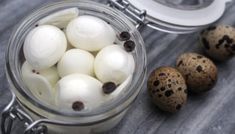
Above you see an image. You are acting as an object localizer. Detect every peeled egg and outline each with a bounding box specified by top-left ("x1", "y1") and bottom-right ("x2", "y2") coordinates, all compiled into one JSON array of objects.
[
  {"x1": 55, "y1": 74, "x2": 104, "y2": 111},
  {"x1": 37, "y1": 8, "x2": 79, "y2": 29},
  {"x1": 66, "y1": 15, "x2": 116, "y2": 51},
  {"x1": 57, "y1": 49, "x2": 94, "y2": 77},
  {"x1": 94, "y1": 45, "x2": 135, "y2": 84},
  {"x1": 21, "y1": 61, "x2": 59, "y2": 104},
  {"x1": 24, "y1": 25, "x2": 67, "y2": 70}
]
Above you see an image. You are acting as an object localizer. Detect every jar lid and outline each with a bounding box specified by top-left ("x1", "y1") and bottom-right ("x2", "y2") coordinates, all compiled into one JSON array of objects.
[{"x1": 109, "y1": 0, "x2": 232, "y2": 33}]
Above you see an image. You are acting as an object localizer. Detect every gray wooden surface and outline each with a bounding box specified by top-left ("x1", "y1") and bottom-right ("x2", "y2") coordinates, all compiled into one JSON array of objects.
[{"x1": 1, "y1": 0, "x2": 235, "y2": 134}]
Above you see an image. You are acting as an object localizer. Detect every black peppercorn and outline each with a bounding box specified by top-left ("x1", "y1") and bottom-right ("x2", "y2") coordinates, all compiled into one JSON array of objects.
[
  {"x1": 124, "y1": 40, "x2": 135, "y2": 52},
  {"x1": 119, "y1": 31, "x2": 131, "y2": 41},
  {"x1": 102, "y1": 82, "x2": 117, "y2": 94},
  {"x1": 72, "y1": 101, "x2": 84, "y2": 111}
]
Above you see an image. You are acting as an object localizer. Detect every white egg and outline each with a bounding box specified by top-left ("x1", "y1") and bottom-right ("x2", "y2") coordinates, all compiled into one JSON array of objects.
[
  {"x1": 94, "y1": 45, "x2": 135, "y2": 84},
  {"x1": 66, "y1": 15, "x2": 116, "y2": 51},
  {"x1": 55, "y1": 74, "x2": 104, "y2": 111},
  {"x1": 21, "y1": 61, "x2": 59, "y2": 104},
  {"x1": 57, "y1": 49, "x2": 94, "y2": 77},
  {"x1": 37, "y1": 8, "x2": 79, "y2": 29},
  {"x1": 24, "y1": 25, "x2": 67, "y2": 70}
]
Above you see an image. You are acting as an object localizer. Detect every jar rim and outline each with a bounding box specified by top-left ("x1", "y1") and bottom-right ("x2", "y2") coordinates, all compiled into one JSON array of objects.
[{"x1": 5, "y1": 0, "x2": 147, "y2": 122}]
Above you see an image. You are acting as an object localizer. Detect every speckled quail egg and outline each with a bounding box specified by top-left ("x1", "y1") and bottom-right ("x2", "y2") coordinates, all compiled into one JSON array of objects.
[
  {"x1": 94, "y1": 45, "x2": 135, "y2": 85},
  {"x1": 24, "y1": 25, "x2": 67, "y2": 70},
  {"x1": 55, "y1": 74, "x2": 104, "y2": 111},
  {"x1": 66, "y1": 15, "x2": 116, "y2": 51},
  {"x1": 57, "y1": 49, "x2": 94, "y2": 77},
  {"x1": 200, "y1": 25, "x2": 235, "y2": 61},
  {"x1": 176, "y1": 52, "x2": 217, "y2": 93},
  {"x1": 21, "y1": 61, "x2": 59, "y2": 104},
  {"x1": 147, "y1": 67, "x2": 187, "y2": 113}
]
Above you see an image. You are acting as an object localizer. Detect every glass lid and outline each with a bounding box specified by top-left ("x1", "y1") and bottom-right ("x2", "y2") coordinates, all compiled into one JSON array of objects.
[
  {"x1": 153, "y1": 0, "x2": 215, "y2": 10},
  {"x1": 109, "y1": 0, "x2": 232, "y2": 33}
]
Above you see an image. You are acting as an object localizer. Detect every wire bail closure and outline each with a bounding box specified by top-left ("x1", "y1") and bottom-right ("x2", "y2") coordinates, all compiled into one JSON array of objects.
[
  {"x1": 107, "y1": 0, "x2": 147, "y2": 30},
  {"x1": 1, "y1": 94, "x2": 48, "y2": 134},
  {"x1": 107, "y1": 0, "x2": 231, "y2": 33}
]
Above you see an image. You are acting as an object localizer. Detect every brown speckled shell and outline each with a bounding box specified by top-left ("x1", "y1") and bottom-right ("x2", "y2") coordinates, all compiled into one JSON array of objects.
[
  {"x1": 200, "y1": 25, "x2": 235, "y2": 61},
  {"x1": 147, "y1": 67, "x2": 187, "y2": 113},
  {"x1": 176, "y1": 53, "x2": 217, "y2": 93}
]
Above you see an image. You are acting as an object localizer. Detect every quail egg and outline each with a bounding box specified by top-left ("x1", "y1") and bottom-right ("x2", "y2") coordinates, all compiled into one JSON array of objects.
[
  {"x1": 24, "y1": 25, "x2": 67, "y2": 70},
  {"x1": 66, "y1": 15, "x2": 116, "y2": 51},
  {"x1": 148, "y1": 67, "x2": 187, "y2": 113},
  {"x1": 37, "y1": 8, "x2": 79, "y2": 29},
  {"x1": 55, "y1": 74, "x2": 104, "y2": 111},
  {"x1": 176, "y1": 52, "x2": 217, "y2": 93},
  {"x1": 200, "y1": 25, "x2": 235, "y2": 61},
  {"x1": 21, "y1": 61, "x2": 59, "y2": 104},
  {"x1": 94, "y1": 45, "x2": 135, "y2": 85},
  {"x1": 57, "y1": 49, "x2": 94, "y2": 77}
]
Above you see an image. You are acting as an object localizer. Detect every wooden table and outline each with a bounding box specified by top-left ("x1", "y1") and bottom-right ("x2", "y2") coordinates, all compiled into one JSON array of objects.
[{"x1": 0, "y1": 0, "x2": 235, "y2": 134}]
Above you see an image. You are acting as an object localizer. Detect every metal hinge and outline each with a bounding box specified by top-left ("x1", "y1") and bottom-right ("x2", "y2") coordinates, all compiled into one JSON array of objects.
[
  {"x1": 107, "y1": 0, "x2": 204, "y2": 33},
  {"x1": 107, "y1": 0, "x2": 147, "y2": 29},
  {"x1": 1, "y1": 95, "x2": 48, "y2": 134}
]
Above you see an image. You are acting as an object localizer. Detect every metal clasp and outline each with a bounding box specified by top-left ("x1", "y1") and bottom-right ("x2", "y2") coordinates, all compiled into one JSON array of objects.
[
  {"x1": 1, "y1": 96, "x2": 17, "y2": 134},
  {"x1": 107, "y1": 0, "x2": 147, "y2": 29},
  {"x1": 1, "y1": 94, "x2": 48, "y2": 134}
]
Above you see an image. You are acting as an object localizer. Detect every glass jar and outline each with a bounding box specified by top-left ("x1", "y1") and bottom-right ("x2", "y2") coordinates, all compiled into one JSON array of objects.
[
  {"x1": 2, "y1": 1, "x2": 146, "y2": 134},
  {"x1": 1, "y1": 0, "x2": 230, "y2": 134}
]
